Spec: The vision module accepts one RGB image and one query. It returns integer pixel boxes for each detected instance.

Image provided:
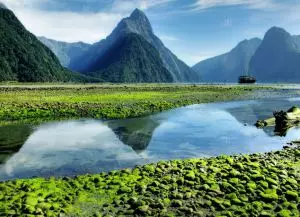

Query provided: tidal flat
[0,84,300,216]
[0,83,269,123]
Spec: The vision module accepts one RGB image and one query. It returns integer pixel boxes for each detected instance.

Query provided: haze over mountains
[193,38,262,82]
[193,27,300,83]
[38,37,91,68]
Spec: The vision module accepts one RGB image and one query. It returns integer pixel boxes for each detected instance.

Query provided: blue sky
[2,0,300,65]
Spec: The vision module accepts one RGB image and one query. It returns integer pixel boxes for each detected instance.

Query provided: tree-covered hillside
[0,6,91,82]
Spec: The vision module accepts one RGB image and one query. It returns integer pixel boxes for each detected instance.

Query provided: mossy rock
[171,200,183,207]
[266,177,278,186]
[260,189,278,202]
[277,209,292,217]
[144,165,155,173]
[285,190,298,201]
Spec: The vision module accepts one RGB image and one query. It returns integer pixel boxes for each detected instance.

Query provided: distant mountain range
[0,4,96,82]
[193,38,262,82]
[2,1,300,84]
[38,37,91,68]
[40,9,198,83]
[249,27,300,82]
[193,27,300,83]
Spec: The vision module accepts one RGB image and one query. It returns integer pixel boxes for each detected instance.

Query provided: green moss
[144,165,155,173]
[285,190,298,201]
[171,200,183,207]
[266,177,278,186]
[260,189,278,202]
[0,144,299,217]
[247,182,257,190]
[277,209,292,217]
[185,171,195,180]
[0,85,260,122]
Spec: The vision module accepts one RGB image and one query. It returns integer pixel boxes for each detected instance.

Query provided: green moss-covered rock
[0,144,299,217]
[260,189,278,202]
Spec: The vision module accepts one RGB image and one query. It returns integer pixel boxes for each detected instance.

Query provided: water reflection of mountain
[106,117,159,153]
[0,124,32,164]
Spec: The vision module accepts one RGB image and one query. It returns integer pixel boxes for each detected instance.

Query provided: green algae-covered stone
[171,200,183,207]
[277,209,292,217]
[144,165,155,173]
[285,190,298,201]
[260,189,278,202]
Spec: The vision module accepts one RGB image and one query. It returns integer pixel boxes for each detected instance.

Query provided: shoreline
[0,84,299,216]
[0,144,299,216]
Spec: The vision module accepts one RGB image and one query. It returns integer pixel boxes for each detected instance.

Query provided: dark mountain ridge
[0,4,94,82]
[87,33,173,83]
[249,27,300,82]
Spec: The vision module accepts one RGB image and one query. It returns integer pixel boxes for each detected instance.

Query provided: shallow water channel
[1,97,300,180]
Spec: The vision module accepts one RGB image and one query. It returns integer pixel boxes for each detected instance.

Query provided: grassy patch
[0,84,263,122]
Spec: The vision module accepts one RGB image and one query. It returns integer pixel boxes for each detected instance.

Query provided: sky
[2,0,300,66]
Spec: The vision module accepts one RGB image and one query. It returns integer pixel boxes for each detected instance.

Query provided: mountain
[0,4,92,82]
[293,35,300,50]
[87,33,173,82]
[249,27,300,82]
[38,36,91,67]
[69,9,198,82]
[192,38,262,82]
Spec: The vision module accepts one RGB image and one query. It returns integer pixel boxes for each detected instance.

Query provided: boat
[238,75,256,84]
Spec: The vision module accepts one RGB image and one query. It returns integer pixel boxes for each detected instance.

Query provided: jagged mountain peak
[69,8,197,82]
[118,8,153,35]
[0,2,7,9]
[130,8,147,19]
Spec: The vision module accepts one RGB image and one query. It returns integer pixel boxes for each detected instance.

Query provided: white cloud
[12,9,123,43]
[1,0,174,43]
[191,0,278,11]
[111,0,174,12]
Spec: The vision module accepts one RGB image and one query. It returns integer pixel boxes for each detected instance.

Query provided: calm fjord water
[1,97,300,180]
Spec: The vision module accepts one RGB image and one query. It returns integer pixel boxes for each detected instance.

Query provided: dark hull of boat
[238,76,256,84]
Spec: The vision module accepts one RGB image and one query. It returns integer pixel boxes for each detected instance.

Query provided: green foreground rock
[0,146,299,216]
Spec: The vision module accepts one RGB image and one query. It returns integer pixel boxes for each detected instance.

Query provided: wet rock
[171,200,183,207]
[260,189,278,202]
[285,190,298,201]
